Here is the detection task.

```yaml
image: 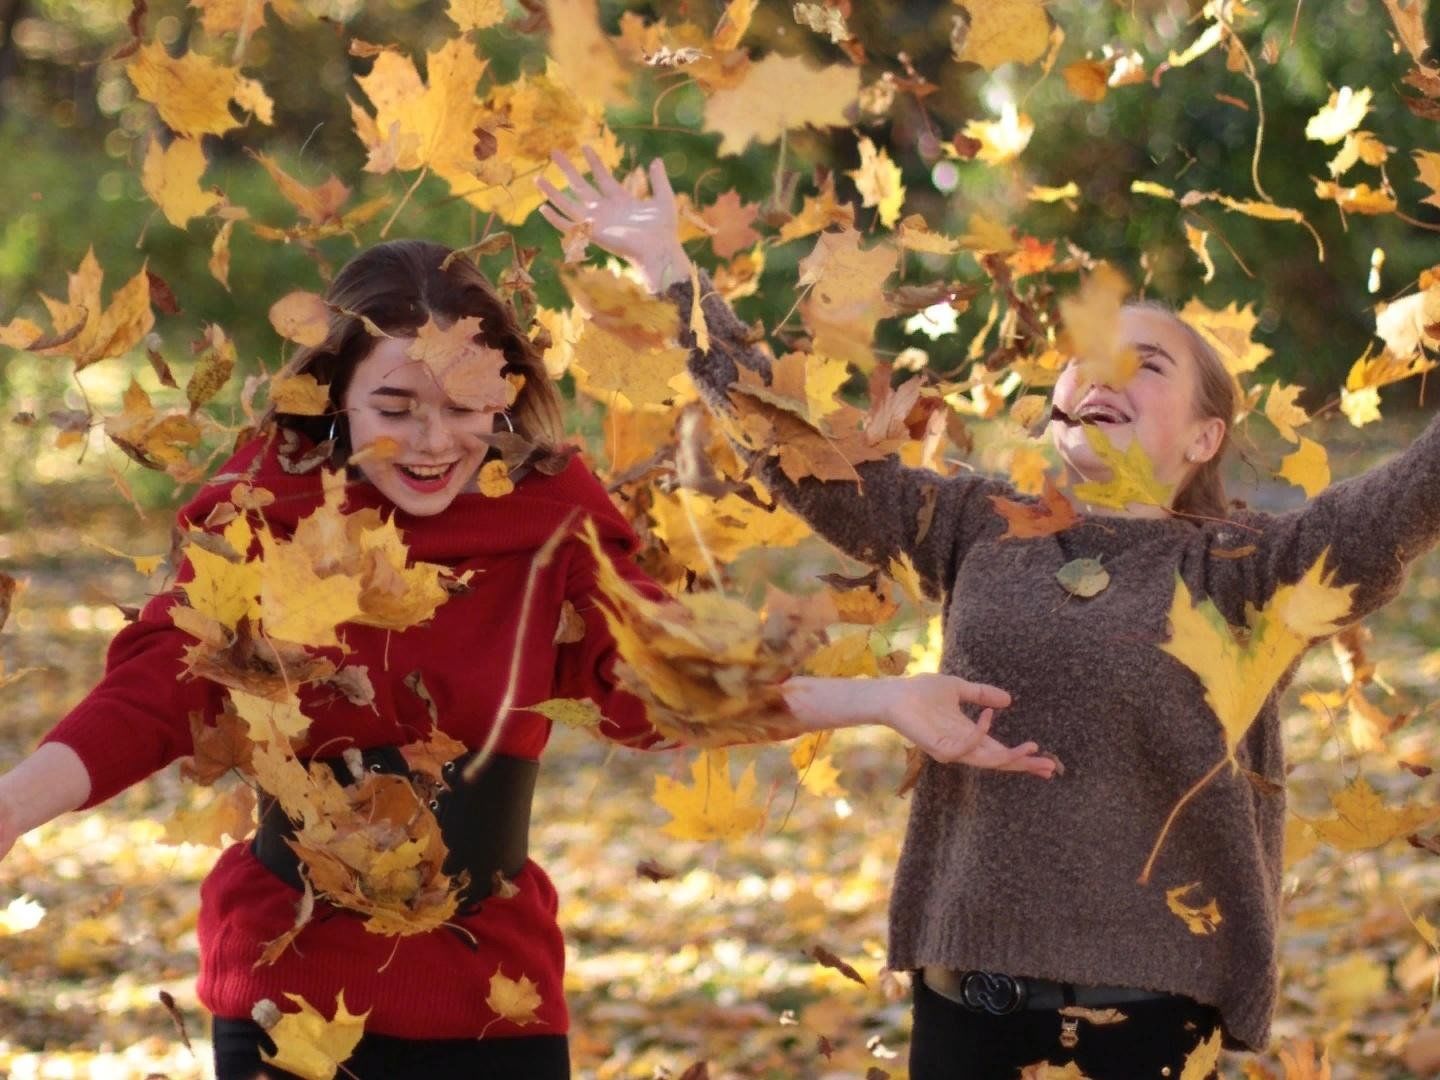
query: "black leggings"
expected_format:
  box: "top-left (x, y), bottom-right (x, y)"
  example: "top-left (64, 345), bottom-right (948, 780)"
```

top-left (212, 1017), bottom-right (571, 1080)
top-left (908, 976), bottom-right (1222, 1080)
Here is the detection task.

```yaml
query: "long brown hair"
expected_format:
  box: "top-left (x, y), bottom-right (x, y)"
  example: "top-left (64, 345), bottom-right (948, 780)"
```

top-left (271, 240), bottom-right (563, 460)
top-left (1127, 300), bottom-right (1238, 521)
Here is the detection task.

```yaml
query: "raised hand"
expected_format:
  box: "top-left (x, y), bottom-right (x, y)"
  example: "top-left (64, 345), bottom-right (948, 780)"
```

top-left (536, 147), bottom-right (691, 292)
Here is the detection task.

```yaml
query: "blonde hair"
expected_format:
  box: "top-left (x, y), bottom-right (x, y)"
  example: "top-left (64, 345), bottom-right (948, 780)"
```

top-left (270, 240), bottom-right (563, 459)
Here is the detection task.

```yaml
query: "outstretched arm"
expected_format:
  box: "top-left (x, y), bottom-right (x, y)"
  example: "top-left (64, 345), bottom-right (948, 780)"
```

top-left (1237, 413), bottom-right (1440, 623)
top-left (538, 149), bottom-right (1010, 600)
top-left (0, 743), bottom-right (90, 861)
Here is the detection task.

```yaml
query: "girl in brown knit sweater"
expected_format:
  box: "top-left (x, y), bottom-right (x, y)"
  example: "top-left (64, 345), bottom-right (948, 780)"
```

top-left (541, 149), bottom-right (1440, 1079)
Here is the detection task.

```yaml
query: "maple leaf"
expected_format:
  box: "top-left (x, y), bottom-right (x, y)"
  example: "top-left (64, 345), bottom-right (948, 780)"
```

top-left (955, 0), bottom-right (1051, 70)
top-left (161, 783), bottom-right (256, 847)
top-left (33, 248), bottom-right (154, 371)
top-left (701, 191), bottom-right (761, 260)
top-left (127, 42), bottom-right (246, 139)
top-left (1278, 436), bottom-right (1331, 498)
top-left (486, 969), bottom-right (543, 1027)
top-left (653, 750), bottom-right (764, 842)
top-left (703, 53), bottom-right (859, 156)
top-left (187, 324), bottom-right (237, 412)
top-left (407, 315), bottom-right (511, 411)
top-left (1264, 383), bottom-right (1310, 443)
top-left (1310, 778), bottom-right (1440, 851)
top-left (1305, 86), bottom-right (1373, 145)
top-left (650, 488), bottom-right (810, 576)
top-left (257, 529), bottom-right (364, 648)
top-left (447, 0), bottom-right (506, 31)
top-left (1165, 881), bottom-right (1223, 935)
top-left (1415, 150), bottom-right (1440, 210)
top-left (230, 688), bottom-right (312, 745)
top-left (848, 136), bottom-right (905, 227)
top-left (252, 153), bottom-right (351, 226)
top-left (1179, 298), bottom-right (1272, 376)
top-left (1314, 180), bottom-right (1397, 215)
top-left (141, 137), bottom-right (220, 228)
top-left (104, 379), bottom-right (204, 470)
top-left (1058, 265), bottom-right (1139, 392)
top-left (1374, 286), bottom-right (1440, 358)
top-left (547, 0), bottom-right (631, 109)
top-left (777, 175), bottom-right (855, 241)
top-left (259, 991), bottom-right (369, 1080)
top-left (1160, 550), bottom-right (1354, 763)
top-left (1070, 426), bottom-right (1174, 512)
top-left (797, 228), bottom-right (897, 372)
top-left (183, 706), bottom-right (255, 784)
top-left (790, 732), bottom-right (844, 797)
top-left (571, 325), bottom-right (689, 407)
top-left (270, 373), bottom-right (331, 416)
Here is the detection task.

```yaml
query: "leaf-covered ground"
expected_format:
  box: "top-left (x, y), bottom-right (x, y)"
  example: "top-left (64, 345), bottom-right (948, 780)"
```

top-left (1, 418), bottom-right (1439, 1080)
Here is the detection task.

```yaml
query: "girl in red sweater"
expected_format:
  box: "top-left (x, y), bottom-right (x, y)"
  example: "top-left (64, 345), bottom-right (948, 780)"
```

top-left (0, 239), bottom-right (1052, 1079)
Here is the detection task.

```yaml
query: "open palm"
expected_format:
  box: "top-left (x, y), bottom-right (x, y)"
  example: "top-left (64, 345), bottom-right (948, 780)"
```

top-left (537, 147), bottom-right (689, 290)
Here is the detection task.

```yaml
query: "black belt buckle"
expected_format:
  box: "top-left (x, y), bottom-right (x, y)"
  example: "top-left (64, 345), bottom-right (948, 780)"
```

top-left (959, 970), bottom-right (1028, 1015)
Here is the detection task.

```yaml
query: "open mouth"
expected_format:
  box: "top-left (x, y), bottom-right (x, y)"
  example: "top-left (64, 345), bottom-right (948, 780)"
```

top-left (1053, 403), bottom-right (1131, 426)
top-left (395, 461), bottom-right (458, 493)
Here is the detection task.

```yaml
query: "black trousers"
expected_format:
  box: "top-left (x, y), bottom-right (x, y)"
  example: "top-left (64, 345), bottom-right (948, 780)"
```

top-left (908, 976), bottom-right (1222, 1080)
top-left (212, 1017), bottom-right (571, 1080)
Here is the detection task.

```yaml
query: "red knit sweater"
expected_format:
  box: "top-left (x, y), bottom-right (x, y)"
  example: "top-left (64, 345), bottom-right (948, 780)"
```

top-left (41, 434), bottom-right (664, 1039)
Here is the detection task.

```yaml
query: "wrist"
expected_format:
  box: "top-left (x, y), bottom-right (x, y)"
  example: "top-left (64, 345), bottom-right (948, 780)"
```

top-left (781, 675), bottom-right (890, 733)
top-left (643, 244), bottom-right (692, 293)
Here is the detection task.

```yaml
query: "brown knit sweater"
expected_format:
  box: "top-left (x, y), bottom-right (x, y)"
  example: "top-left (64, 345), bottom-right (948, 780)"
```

top-left (667, 273), bottom-right (1440, 1051)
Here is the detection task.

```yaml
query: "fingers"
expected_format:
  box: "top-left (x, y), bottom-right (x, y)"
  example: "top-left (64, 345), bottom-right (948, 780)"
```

top-left (953, 678), bottom-right (1012, 710)
top-left (582, 145), bottom-right (626, 198)
top-left (648, 157), bottom-right (677, 204)
top-left (537, 204), bottom-right (576, 234)
top-left (550, 150), bottom-right (600, 203)
top-left (535, 177), bottom-right (587, 223)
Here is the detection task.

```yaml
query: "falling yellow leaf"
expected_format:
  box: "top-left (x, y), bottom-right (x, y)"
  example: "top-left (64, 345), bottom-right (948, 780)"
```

top-left (848, 136), bottom-right (905, 227)
top-left (888, 553), bottom-right (926, 604)
top-left (141, 137), bottom-right (220, 228)
top-left (33, 248), bottom-right (155, 371)
top-left (104, 379), bottom-right (203, 468)
top-left (1185, 223), bottom-right (1216, 283)
top-left (269, 291), bottom-right (331, 347)
top-left (477, 458), bottom-right (514, 497)
top-left (1318, 952), bottom-right (1387, 1013)
top-left (408, 315), bottom-right (511, 411)
top-left (1180, 1029), bottom-right (1223, 1080)
top-left (961, 105), bottom-right (1035, 165)
top-left (804, 631), bottom-right (879, 678)
top-left (548, 0), bottom-right (631, 108)
top-left (1179, 298), bottom-right (1272, 376)
top-left (1071, 425), bottom-right (1174, 511)
top-left (260, 991), bottom-right (369, 1080)
top-left (161, 784), bottom-right (257, 847)
top-left (1165, 882), bottom-right (1223, 935)
top-left (1311, 777), bottom-right (1440, 851)
top-left (653, 750), bottom-right (764, 841)
top-left (447, 0), bottom-right (505, 31)
top-left (1160, 551), bottom-right (1354, 760)
top-left (1415, 150), bottom-right (1440, 210)
top-left (1305, 86), bottom-right (1373, 145)
top-left (486, 969), bottom-right (543, 1026)
top-left (1278, 437), bottom-right (1330, 497)
top-left (703, 53), bottom-right (859, 155)
top-left (1063, 59), bottom-right (1110, 102)
top-left (128, 42), bottom-right (242, 139)
top-left (1059, 265), bottom-right (1139, 391)
top-left (528, 697), bottom-right (605, 731)
top-left (790, 733), bottom-right (844, 797)
top-left (257, 530), bottom-right (364, 648)
top-left (270, 374), bottom-right (331, 416)
top-left (1264, 383), bottom-right (1309, 443)
top-left (955, 0), bottom-right (1050, 70)
top-left (1314, 180), bottom-right (1397, 215)
top-left (230, 689), bottom-right (313, 744)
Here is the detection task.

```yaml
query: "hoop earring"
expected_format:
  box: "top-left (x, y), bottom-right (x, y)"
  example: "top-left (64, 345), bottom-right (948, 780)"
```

top-left (498, 412), bottom-right (514, 434)
top-left (327, 414), bottom-right (339, 443)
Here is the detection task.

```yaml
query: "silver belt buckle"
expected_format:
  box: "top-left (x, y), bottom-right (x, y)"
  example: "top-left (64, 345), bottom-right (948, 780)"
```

top-left (959, 970), bottom-right (1028, 1015)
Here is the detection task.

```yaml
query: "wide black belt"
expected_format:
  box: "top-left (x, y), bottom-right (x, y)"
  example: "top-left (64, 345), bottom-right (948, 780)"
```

top-left (251, 747), bottom-right (538, 914)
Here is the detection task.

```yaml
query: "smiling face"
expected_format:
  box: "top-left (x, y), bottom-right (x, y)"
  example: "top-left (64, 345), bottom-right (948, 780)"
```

top-left (1049, 306), bottom-right (1227, 506)
top-left (342, 335), bottom-right (499, 516)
